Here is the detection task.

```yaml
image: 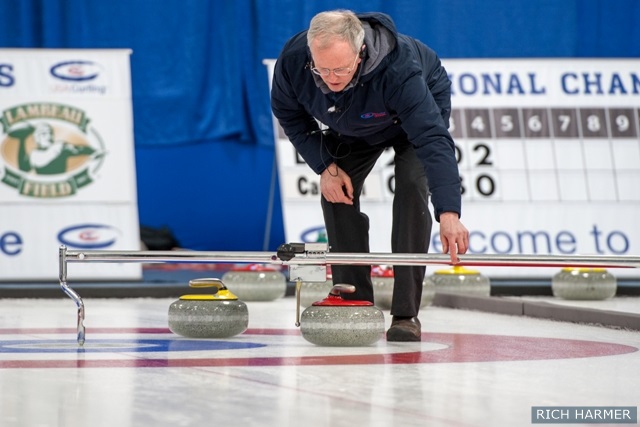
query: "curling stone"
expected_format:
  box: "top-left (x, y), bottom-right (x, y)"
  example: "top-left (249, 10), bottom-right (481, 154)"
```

top-left (552, 268), bottom-right (617, 300)
top-left (221, 264), bottom-right (286, 301)
top-left (425, 266), bottom-right (491, 296)
top-left (421, 276), bottom-right (436, 307)
top-left (168, 278), bottom-right (248, 338)
top-left (299, 266), bottom-right (334, 308)
top-left (300, 284), bottom-right (385, 347)
top-left (371, 265), bottom-right (394, 310)
top-left (371, 265), bottom-right (436, 310)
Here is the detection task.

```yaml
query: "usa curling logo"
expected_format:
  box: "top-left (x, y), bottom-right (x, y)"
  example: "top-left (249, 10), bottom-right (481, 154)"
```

top-left (0, 102), bottom-right (105, 198)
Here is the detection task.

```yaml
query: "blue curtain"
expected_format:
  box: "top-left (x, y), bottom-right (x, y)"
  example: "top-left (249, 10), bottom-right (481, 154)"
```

top-left (1, 0), bottom-right (256, 146)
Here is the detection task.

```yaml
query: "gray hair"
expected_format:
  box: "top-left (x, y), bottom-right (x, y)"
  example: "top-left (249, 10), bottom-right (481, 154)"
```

top-left (307, 10), bottom-right (365, 54)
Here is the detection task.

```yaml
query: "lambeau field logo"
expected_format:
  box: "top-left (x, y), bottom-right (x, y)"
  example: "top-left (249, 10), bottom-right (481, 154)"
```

top-left (0, 102), bottom-right (105, 198)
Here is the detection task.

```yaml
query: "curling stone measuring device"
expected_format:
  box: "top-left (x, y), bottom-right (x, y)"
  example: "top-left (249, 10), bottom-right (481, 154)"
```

top-left (58, 243), bottom-right (640, 346)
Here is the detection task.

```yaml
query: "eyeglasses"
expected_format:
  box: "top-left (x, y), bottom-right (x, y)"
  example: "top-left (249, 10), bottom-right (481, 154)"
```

top-left (310, 54), bottom-right (359, 77)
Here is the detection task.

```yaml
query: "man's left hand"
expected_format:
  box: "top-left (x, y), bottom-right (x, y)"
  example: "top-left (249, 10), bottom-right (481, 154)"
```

top-left (439, 212), bottom-right (469, 264)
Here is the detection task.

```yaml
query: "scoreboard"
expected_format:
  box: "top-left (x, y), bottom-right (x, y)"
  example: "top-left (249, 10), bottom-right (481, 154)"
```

top-left (452, 106), bottom-right (639, 203)
top-left (266, 59), bottom-right (640, 278)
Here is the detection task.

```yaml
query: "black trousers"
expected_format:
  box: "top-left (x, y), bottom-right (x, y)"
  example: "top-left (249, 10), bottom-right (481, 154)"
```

top-left (321, 137), bottom-right (432, 317)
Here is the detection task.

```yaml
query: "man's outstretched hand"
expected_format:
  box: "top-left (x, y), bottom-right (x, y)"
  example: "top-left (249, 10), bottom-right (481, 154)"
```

top-left (439, 212), bottom-right (469, 264)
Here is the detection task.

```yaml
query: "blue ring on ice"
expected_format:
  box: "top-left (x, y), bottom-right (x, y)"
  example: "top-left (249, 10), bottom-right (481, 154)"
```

top-left (0, 339), bottom-right (265, 353)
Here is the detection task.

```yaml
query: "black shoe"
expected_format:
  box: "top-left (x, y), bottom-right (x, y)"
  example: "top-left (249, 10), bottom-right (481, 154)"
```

top-left (386, 316), bottom-right (422, 342)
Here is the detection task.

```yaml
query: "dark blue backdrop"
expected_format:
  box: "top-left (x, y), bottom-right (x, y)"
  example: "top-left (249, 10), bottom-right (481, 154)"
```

top-left (1, 0), bottom-right (639, 250)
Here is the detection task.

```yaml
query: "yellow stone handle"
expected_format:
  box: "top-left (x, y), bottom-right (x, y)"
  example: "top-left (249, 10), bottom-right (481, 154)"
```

top-left (188, 278), bottom-right (226, 290)
top-left (183, 277), bottom-right (240, 300)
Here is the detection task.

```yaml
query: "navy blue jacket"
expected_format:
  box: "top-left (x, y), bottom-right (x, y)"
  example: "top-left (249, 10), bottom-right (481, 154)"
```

top-left (271, 12), bottom-right (461, 220)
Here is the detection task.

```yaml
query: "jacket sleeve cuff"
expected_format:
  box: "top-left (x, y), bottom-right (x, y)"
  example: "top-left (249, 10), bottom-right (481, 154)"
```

top-left (434, 206), bottom-right (461, 222)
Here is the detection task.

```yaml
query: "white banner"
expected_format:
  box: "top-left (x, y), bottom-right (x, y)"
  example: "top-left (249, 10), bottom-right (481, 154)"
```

top-left (265, 58), bottom-right (640, 279)
top-left (0, 49), bottom-right (141, 280)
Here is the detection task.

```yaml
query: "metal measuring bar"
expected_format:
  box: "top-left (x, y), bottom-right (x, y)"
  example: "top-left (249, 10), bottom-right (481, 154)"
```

top-left (59, 243), bottom-right (640, 346)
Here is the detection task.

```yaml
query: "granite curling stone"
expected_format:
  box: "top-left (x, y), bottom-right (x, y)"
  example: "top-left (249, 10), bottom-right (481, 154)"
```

top-left (371, 265), bottom-right (394, 309)
top-left (168, 278), bottom-right (248, 338)
top-left (552, 268), bottom-right (617, 300)
top-left (221, 264), bottom-right (287, 301)
top-left (300, 284), bottom-right (385, 347)
top-left (425, 265), bottom-right (491, 296)
top-left (371, 265), bottom-right (436, 310)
